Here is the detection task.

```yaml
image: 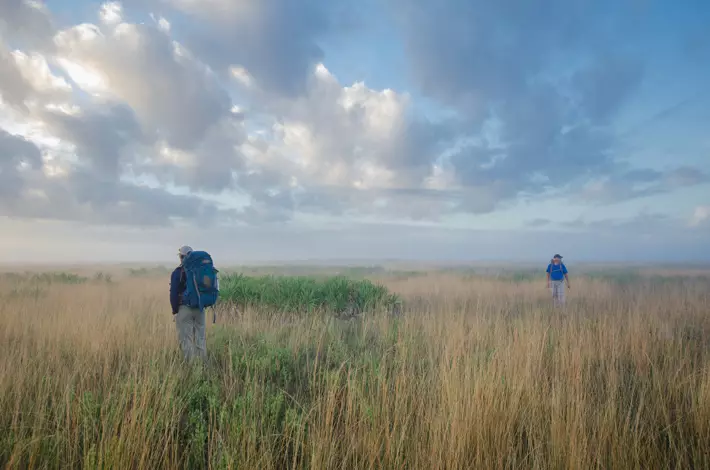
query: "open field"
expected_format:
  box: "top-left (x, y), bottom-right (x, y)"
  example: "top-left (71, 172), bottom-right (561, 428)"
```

top-left (1, 266), bottom-right (709, 469)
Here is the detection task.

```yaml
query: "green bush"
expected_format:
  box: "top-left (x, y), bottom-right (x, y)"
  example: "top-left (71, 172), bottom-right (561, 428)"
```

top-left (218, 274), bottom-right (400, 314)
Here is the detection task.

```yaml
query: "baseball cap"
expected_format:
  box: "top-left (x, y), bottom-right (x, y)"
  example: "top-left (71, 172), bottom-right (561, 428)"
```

top-left (178, 245), bottom-right (193, 257)
top-left (553, 254), bottom-right (563, 259)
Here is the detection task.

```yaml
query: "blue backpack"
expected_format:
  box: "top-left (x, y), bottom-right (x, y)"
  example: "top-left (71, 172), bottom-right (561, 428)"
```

top-left (182, 250), bottom-right (219, 311)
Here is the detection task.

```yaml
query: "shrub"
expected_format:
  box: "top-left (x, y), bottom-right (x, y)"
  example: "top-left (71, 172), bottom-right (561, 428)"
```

top-left (218, 274), bottom-right (400, 314)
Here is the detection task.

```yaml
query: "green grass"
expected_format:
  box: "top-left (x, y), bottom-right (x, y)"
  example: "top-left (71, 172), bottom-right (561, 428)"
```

top-left (218, 274), bottom-right (401, 314)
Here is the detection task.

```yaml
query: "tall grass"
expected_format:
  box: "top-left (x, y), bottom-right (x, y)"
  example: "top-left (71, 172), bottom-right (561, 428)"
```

top-left (0, 270), bottom-right (708, 468)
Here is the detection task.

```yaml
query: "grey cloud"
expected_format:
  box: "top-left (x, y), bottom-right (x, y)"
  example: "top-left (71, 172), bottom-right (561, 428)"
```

top-left (563, 212), bottom-right (672, 233)
top-left (665, 166), bottom-right (708, 186)
top-left (0, 163), bottom-right (235, 227)
top-left (391, 0), bottom-right (591, 105)
top-left (139, 0), bottom-right (344, 97)
top-left (0, 128), bottom-right (41, 167)
top-left (0, 0), bottom-right (55, 49)
top-left (0, 127), bottom-right (42, 196)
top-left (526, 218), bottom-right (551, 227)
top-left (294, 186), bottom-right (459, 221)
top-left (39, 104), bottom-right (147, 177)
top-left (132, 115), bottom-right (246, 193)
top-left (579, 167), bottom-right (708, 204)
top-left (1, 116), bottom-right (234, 227)
top-left (67, 169), bottom-right (230, 226)
top-left (0, 42), bottom-right (33, 110)
top-left (390, 0), bottom-right (654, 212)
top-left (573, 54), bottom-right (644, 123)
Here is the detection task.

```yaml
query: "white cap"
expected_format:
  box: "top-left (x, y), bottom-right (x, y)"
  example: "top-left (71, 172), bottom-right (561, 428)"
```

top-left (178, 245), bottom-right (193, 256)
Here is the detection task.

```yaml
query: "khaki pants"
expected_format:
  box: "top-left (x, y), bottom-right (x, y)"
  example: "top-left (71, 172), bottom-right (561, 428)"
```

top-left (551, 280), bottom-right (566, 307)
top-left (175, 304), bottom-right (206, 360)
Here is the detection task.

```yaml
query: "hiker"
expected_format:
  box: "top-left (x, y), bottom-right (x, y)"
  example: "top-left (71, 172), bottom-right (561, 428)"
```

top-left (546, 254), bottom-right (570, 307)
top-left (170, 245), bottom-right (206, 360)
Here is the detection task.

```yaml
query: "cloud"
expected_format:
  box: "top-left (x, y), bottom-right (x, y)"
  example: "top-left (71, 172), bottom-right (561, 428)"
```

top-left (231, 64), bottom-right (458, 220)
top-left (387, 0), bottom-right (674, 211)
top-left (0, 43), bottom-right (34, 110)
top-left (572, 54), bottom-right (645, 123)
top-left (53, 19), bottom-right (231, 149)
top-left (0, 0), bottom-right (55, 49)
top-left (578, 167), bottom-right (708, 204)
top-left (133, 0), bottom-right (345, 97)
top-left (564, 212), bottom-right (672, 232)
top-left (38, 103), bottom-right (147, 177)
top-left (526, 218), bottom-right (551, 228)
top-left (0, 40), bottom-right (71, 112)
top-left (690, 206), bottom-right (710, 227)
top-left (0, 121), bottom-right (235, 226)
top-left (0, 128), bottom-right (43, 197)
top-left (0, 0), bottom-right (707, 241)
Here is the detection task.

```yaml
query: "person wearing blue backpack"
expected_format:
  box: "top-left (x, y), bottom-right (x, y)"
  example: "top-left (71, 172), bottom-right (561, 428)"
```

top-left (170, 245), bottom-right (219, 360)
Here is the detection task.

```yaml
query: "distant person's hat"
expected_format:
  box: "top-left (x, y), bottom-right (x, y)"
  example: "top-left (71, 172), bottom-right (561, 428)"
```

top-left (553, 254), bottom-right (563, 259)
top-left (178, 245), bottom-right (193, 257)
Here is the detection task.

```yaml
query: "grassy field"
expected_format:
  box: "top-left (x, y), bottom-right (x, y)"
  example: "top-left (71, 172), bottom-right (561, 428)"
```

top-left (0, 267), bottom-right (709, 469)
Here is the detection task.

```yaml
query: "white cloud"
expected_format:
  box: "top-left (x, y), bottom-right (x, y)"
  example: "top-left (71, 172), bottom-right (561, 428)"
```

top-left (229, 66), bottom-right (253, 87)
top-left (690, 206), bottom-right (710, 227)
top-left (11, 50), bottom-right (71, 96)
top-left (53, 18), bottom-right (230, 149)
top-left (99, 2), bottom-right (123, 25)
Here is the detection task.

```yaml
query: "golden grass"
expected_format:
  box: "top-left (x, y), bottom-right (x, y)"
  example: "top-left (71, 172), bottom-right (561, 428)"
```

top-left (0, 271), bottom-right (709, 469)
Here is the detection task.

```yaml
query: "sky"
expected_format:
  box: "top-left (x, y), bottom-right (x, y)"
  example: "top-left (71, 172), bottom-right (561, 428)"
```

top-left (1, 0), bottom-right (709, 264)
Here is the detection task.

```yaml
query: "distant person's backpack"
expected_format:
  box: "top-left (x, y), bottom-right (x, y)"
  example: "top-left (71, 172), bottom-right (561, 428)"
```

top-left (182, 250), bottom-right (219, 311)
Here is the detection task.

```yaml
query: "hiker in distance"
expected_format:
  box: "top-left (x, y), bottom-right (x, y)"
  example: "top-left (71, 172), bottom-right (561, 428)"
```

top-left (546, 254), bottom-right (570, 307)
top-left (170, 245), bottom-right (220, 361)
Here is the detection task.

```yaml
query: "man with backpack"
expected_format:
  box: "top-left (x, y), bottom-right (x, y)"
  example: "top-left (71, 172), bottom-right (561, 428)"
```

top-left (546, 254), bottom-right (570, 307)
top-left (170, 245), bottom-right (219, 361)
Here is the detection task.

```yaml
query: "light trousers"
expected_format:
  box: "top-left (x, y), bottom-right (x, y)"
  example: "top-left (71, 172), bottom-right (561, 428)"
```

top-left (175, 304), bottom-right (206, 360)
top-left (551, 280), bottom-right (566, 307)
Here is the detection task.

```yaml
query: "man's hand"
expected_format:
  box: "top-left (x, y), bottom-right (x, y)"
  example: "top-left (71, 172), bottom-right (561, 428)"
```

top-left (567, 283), bottom-right (571, 290)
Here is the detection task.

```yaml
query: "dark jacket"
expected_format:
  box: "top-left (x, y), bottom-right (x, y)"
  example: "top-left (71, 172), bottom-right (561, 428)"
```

top-left (170, 266), bottom-right (186, 314)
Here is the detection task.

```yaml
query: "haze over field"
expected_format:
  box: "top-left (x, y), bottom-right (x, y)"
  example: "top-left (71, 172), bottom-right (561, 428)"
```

top-left (1, 0), bottom-right (710, 263)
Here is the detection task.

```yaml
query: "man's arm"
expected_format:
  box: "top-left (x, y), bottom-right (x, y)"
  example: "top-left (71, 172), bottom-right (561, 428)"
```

top-left (170, 268), bottom-right (181, 314)
top-left (564, 273), bottom-right (570, 288)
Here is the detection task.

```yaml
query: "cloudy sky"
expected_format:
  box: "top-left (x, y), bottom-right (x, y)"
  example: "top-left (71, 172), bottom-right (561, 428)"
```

top-left (1, 0), bottom-right (709, 264)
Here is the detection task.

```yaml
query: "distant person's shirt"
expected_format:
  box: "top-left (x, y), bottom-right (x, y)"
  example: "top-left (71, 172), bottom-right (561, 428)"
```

top-left (547, 263), bottom-right (568, 281)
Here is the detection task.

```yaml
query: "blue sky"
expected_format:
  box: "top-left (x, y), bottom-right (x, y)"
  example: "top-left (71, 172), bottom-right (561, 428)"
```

top-left (1, 0), bottom-right (709, 263)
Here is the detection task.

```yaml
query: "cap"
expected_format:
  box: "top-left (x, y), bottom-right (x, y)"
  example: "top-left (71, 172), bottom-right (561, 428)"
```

top-left (553, 254), bottom-right (563, 259)
top-left (178, 245), bottom-right (193, 257)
